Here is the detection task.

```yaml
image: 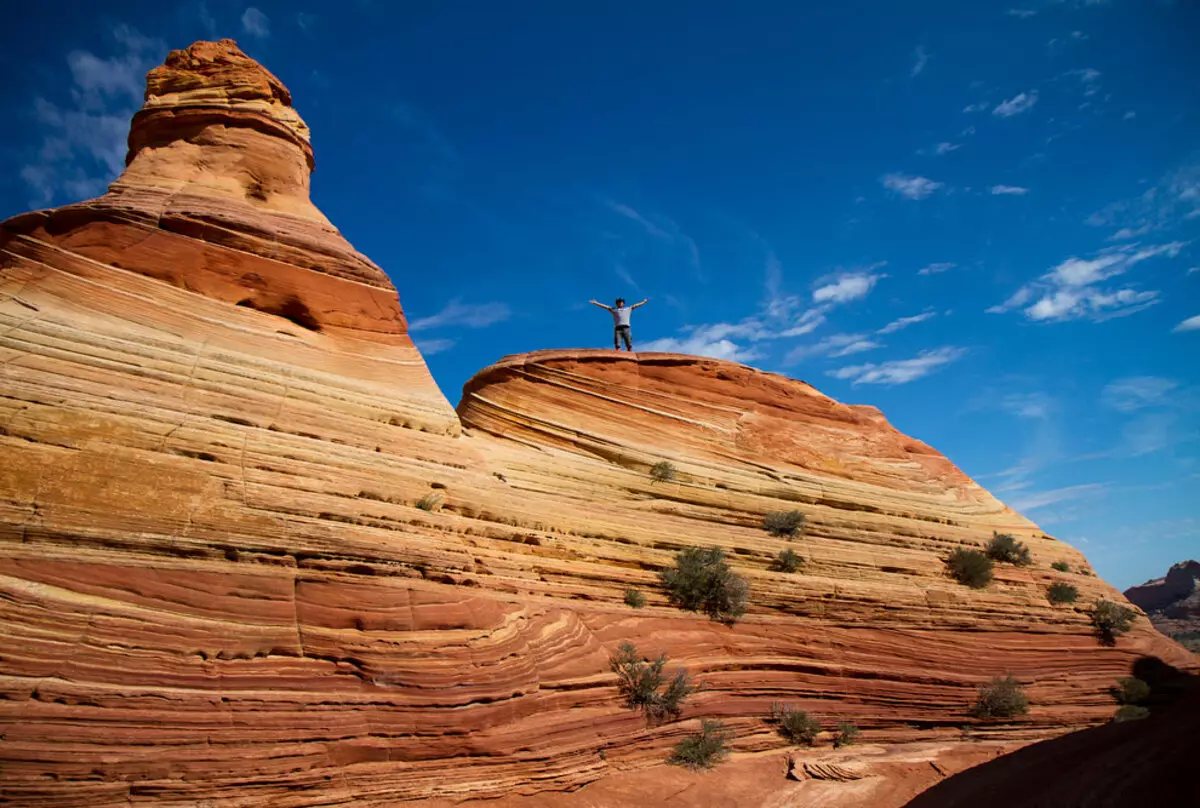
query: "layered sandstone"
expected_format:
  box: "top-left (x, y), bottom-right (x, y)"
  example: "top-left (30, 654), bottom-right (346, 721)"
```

top-left (1125, 561), bottom-right (1200, 650)
top-left (1, 40), bottom-right (1193, 808)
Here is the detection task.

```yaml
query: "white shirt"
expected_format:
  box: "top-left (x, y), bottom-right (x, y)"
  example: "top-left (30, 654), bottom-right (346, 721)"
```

top-left (611, 306), bottom-right (633, 327)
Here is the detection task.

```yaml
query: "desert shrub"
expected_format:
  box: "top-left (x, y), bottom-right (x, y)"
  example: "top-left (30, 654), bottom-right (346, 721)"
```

top-left (1047, 581), bottom-right (1079, 604)
top-left (771, 703), bottom-right (821, 745)
top-left (833, 720), bottom-right (860, 748)
top-left (659, 546), bottom-right (749, 624)
top-left (650, 461), bottom-right (677, 483)
top-left (985, 532), bottom-right (1032, 566)
top-left (668, 719), bottom-right (729, 769)
top-left (1091, 599), bottom-right (1137, 644)
top-left (769, 549), bottom-right (805, 573)
top-left (1051, 560), bottom-right (1071, 573)
top-left (764, 510), bottom-right (806, 537)
top-left (970, 676), bottom-right (1029, 719)
top-left (414, 492), bottom-right (444, 512)
top-left (624, 588), bottom-right (647, 609)
top-left (946, 548), bottom-right (994, 589)
top-left (1113, 704), bottom-right (1150, 722)
top-left (609, 641), bottom-right (694, 723)
top-left (1112, 677), bottom-right (1150, 705)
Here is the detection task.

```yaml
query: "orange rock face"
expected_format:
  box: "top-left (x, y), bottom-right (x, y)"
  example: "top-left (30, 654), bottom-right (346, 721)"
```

top-left (1, 40), bottom-right (1194, 807)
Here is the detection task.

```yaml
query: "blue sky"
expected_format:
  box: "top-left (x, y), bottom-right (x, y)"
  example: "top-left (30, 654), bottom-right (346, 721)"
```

top-left (2, 0), bottom-right (1197, 589)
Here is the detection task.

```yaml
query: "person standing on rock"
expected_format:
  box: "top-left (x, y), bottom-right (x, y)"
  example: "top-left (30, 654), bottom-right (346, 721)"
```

top-left (589, 297), bottom-right (648, 351)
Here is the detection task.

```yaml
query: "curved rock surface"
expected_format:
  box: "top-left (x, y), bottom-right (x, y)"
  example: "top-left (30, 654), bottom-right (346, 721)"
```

top-left (1, 40), bottom-right (1194, 807)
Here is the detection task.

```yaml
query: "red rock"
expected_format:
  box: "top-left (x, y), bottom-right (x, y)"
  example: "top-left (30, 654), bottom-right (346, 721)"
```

top-left (1, 40), bottom-right (1194, 808)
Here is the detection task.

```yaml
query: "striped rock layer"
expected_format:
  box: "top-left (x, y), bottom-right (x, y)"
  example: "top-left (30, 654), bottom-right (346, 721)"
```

top-left (0, 39), bottom-right (1192, 808)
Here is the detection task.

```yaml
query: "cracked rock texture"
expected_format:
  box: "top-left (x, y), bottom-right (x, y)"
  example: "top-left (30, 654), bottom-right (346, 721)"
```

top-left (1, 39), bottom-right (1194, 807)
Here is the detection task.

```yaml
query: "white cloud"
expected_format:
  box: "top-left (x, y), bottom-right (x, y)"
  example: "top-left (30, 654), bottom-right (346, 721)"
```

top-left (881, 173), bottom-right (944, 200)
top-left (785, 333), bottom-right (880, 364)
top-left (1102, 377), bottom-right (1179, 412)
top-left (989, 242), bottom-right (1186, 322)
top-left (241, 7), bottom-right (271, 38)
top-left (1007, 8), bottom-right (1037, 18)
top-left (414, 337), bottom-right (455, 356)
top-left (918, 262), bottom-right (956, 276)
top-left (828, 346), bottom-right (966, 385)
top-left (641, 326), bottom-right (763, 362)
top-left (963, 102), bottom-right (990, 113)
top-left (19, 26), bottom-right (163, 207)
top-left (603, 198), bottom-right (702, 279)
top-left (408, 299), bottom-right (511, 331)
top-left (935, 142), bottom-right (961, 155)
top-left (991, 185), bottom-right (1030, 195)
top-left (812, 269), bottom-right (885, 303)
top-left (910, 46), bottom-right (930, 78)
top-left (993, 90), bottom-right (1039, 117)
top-left (1174, 314), bottom-right (1200, 333)
top-left (877, 311), bottom-right (935, 334)
top-left (1009, 483), bottom-right (1107, 512)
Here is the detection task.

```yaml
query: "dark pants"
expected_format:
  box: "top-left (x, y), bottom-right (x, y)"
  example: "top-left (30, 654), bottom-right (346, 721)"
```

top-left (614, 325), bottom-right (632, 350)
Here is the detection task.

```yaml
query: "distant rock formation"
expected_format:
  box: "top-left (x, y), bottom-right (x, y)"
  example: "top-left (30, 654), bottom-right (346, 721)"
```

top-left (1, 39), bottom-right (1195, 808)
top-left (1125, 561), bottom-right (1200, 651)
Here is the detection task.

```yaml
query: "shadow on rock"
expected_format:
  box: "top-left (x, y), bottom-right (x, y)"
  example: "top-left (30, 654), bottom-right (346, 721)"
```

top-left (905, 656), bottom-right (1198, 808)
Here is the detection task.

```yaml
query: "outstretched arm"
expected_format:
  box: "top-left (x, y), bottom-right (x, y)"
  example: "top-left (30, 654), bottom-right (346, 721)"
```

top-left (631, 298), bottom-right (650, 309)
top-left (588, 300), bottom-right (613, 311)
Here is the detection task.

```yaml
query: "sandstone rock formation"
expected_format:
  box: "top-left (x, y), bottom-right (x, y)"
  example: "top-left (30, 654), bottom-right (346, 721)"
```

top-left (1, 39), bottom-right (1194, 807)
top-left (1125, 560), bottom-right (1200, 652)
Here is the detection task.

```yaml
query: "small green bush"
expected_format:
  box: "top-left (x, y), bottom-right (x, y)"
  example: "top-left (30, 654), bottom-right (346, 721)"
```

top-left (769, 549), bottom-right (805, 573)
top-left (1091, 599), bottom-right (1137, 644)
top-left (668, 719), bottom-right (729, 769)
top-left (1047, 581), bottom-right (1079, 604)
top-left (946, 548), bottom-right (994, 588)
top-left (1051, 561), bottom-right (1071, 573)
top-left (624, 588), bottom-right (647, 609)
top-left (771, 703), bottom-right (821, 745)
top-left (650, 461), bottom-right (677, 483)
top-left (986, 532), bottom-right (1032, 566)
top-left (659, 546), bottom-right (749, 624)
top-left (609, 641), bottom-right (694, 724)
top-left (833, 720), bottom-right (860, 748)
top-left (1112, 704), bottom-right (1150, 723)
top-left (970, 676), bottom-right (1029, 719)
top-left (1111, 677), bottom-right (1150, 705)
top-left (763, 510), bottom-right (806, 537)
top-left (414, 492), bottom-right (444, 512)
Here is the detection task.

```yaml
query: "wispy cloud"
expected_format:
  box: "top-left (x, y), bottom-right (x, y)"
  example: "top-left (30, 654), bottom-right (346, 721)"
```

top-left (998, 392), bottom-right (1055, 419)
top-left (918, 262), bottom-right (957, 276)
top-left (828, 346), bottom-right (966, 385)
top-left (1009, 483), bottom-right (1107, 512)
top-left (991, 184), bottom-right (1030, 196)
top-left (1007, 8), bottom-right (1037, 17)
top-left (881, 173), bottom-right (944, 200)
top-left (414, 337), bottom-right (455, 356)
top-left (1123, 110), bottom-right (1136, 120)
top-left (876, 311), bottom-right (936, 334)
top-left (993, 90), bottom-right (1039, 117)
top-left (963, 102), bottom-right (990, 113)
top-left (408, 299), bottom-right (511, 331)
top-left (1173, 314), bottom-right (1200, 333)
top-left (19, 26), bottom-right (163, 207)
top-left (785, 333), bottom-right (881, 364)
top-left (812, 267), bottom-right (886, 303)
top-left (934, 142), bottom-right (961, 155)
top-left (1086, 159), bottom-right (1200, 238)
top-left (910, 46), bottom-right (930, 78)
top-left (1102, 377), bottom-right (1178, 412)
top-left (602, 198), bottom-right (703, 280)
top-left (1066, 68), bottom-right (1102, 97)
top-left (241, 7), bottom-right (270, 37)
top-left (988, 242), bottom-right (1186, 322)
